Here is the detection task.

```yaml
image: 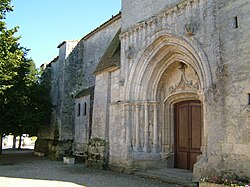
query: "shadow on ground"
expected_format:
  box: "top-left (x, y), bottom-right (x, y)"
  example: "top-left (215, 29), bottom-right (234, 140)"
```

top-left (0, 149), bottom-right (83, 187)
top-left (0, 149), bottom-right (176, 187)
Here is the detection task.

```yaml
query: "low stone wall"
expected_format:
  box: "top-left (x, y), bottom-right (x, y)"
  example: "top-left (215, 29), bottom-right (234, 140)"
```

top-left (35, 137), bottom-right (108, 165)
top-left (35, 138), bottom-right (73, 160)
top-left (48, 140), bottom-right (73, 160)
top-left (34, 138), bottom-right (51, 156)
top-left (86, 138), bottom-right (106, 169)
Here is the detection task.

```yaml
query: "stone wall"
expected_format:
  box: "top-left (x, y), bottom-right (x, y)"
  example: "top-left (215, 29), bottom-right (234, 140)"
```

top-left (105, 0), bottom-right (250, 180)
top-left (37, 0), bottom-right (249, 181)
top-left (74, 95), bottom-right (91, 153)
top-left (86, 138), bottom-right (106, 168)
top-left (37, 16), bottom-right (121, 159)
top-left (92, 72), bottom-right (111, 140)
top-left (35, 58), bottom-right (58, 155)
top-left (111, 0), bottom-right (219, 171)
top-left (56, 40), bottom-right (80, 142)
top-left (121, 0), bottom-right (182, 30)
top-left (202, 0), bottom-right (250, 179)
top-left (57, 18), bottom-right (120, 156)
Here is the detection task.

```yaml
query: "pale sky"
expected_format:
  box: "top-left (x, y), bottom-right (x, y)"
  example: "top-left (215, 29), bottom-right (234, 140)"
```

top-left (6, 0), bottom-right (121, 67)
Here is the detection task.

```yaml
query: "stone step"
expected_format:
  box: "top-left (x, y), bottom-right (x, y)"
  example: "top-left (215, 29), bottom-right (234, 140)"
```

top-left (135, 169), bottom-right (198, 187)
top-left (147, 169), bottom-right (193, 180)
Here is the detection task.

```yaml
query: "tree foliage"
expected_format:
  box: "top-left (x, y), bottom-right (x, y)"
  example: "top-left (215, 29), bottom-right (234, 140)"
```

top-left (1, 61), bottom-right (52, 136)
top-left (0, 0), bottom-right (52, 152)
top-left (0, 0), bottom-right (24, 93)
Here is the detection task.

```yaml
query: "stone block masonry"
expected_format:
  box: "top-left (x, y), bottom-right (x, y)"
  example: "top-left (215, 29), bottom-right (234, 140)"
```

top-left (38, 0), bottom-right (250, 181)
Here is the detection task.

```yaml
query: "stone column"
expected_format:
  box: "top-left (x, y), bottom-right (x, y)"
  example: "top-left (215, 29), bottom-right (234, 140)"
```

top-left (165, 105), bottom-right (171, 151)
top-left (125, 104), bottom-right (132, 150)
top-left (143, 103), bottom-right (149, 152)
top-left (153, 103), bottom-right (158, 152)
top-left (135, 104), bottom-right (140, 151)
top-left (170, 105), bottom-right (174, 152)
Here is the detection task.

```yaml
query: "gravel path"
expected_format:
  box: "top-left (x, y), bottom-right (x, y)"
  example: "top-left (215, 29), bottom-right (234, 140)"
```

top-left (0, 149), bottom-right (179, 187)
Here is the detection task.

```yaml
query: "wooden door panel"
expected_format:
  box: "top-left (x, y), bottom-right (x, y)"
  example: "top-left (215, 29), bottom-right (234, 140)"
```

top-left (175, 100), bottom-right (202, 171)
top-left (176, 152), bottom-right (188, 170)
top-left (178, 106), bottom-right (189, 150)
top-left (190, 104), bottom-right (201, 150)
top-left (175, 102), bottom-right (189, 169)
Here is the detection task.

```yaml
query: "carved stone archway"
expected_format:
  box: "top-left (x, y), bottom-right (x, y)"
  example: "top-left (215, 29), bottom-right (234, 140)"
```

top-left (157, 62), bottom-right (205, 169)
top-left (124, 31), bottom-right (213, 102)
top-left (122, 33), bottom-right (211, 173)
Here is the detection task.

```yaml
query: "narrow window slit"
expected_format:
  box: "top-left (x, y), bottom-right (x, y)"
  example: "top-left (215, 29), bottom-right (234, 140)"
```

top-left (248, 94), bottom-right (250, 105)
top-left (77, 103), bottom-right (81, 116)
top-left (83, 102), bottom-right (87, 116)
top-left (234, 16), bottom-right (238, 28)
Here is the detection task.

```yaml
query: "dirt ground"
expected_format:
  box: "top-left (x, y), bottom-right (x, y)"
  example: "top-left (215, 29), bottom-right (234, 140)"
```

top-left (0, 149), bottom-right (178, 187)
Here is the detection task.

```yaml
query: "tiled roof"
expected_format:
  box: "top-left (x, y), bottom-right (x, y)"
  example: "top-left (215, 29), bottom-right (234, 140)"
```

top-left (75, 86), bottom-right (95, 98)
top-left (94, 29), bottom-right (121, 74)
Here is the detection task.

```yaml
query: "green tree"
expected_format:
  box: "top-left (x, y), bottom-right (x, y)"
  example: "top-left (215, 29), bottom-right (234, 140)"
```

top-left (0, 0), bottom-right (24, 94)
top-left (0, 0), bottom-right (52, 153)
top-left (1, 59), bottom-right (37, 148)
top-left (1, 59), bottom-right (52, 150)
top-left (0, 0), bottom-right (18, 153)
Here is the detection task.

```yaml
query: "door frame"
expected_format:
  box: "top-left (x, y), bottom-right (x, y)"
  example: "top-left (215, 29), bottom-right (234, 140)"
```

top-left (162, 92), bottom-right (204, 171)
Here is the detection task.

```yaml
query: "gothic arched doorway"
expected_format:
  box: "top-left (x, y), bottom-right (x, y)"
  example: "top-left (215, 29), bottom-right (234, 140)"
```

top-left (122, 33), bottom-right (211, 173)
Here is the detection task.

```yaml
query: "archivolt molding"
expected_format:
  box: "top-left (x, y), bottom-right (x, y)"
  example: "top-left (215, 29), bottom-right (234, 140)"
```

top-left (141, 54), bottom-right (202, 101)
top-left (119, 0), bottom-right (206, 88)
top-left (124, 31), bottom-right (212, 101)
top-left (164, 92), bottom-right (201, 107)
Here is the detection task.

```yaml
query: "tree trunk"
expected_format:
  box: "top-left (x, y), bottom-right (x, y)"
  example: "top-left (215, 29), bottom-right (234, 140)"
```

top-left (12, 135), bottom-right (16, 149)
top-left (18, 135), bottom-right (22, 149)
top-left (0, 134), bottom-right (3, 155)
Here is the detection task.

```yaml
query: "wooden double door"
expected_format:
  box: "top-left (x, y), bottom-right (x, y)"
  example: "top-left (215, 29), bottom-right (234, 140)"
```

top-left (174, 100), bottom-right (202, 171)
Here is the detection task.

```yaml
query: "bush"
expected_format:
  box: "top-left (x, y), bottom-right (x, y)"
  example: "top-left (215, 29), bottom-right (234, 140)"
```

top-left (201, 176), bottom-right (249, 187)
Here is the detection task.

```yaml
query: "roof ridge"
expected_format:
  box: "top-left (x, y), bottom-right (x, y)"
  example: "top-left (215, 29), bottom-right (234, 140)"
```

top-left (82, 12), bottom-right (121, 41)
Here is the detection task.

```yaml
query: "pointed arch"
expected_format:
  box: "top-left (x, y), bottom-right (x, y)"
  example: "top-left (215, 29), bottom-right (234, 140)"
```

top-left (124, 31), bottom-right (212, 101)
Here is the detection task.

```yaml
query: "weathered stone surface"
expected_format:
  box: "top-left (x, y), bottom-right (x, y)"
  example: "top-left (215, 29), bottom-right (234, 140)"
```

top-left (39, 0), bottom-right (250, 182)
top-left (36, 15), bottom-right (121, 159)
top-left (121, 0), bottom-right (183, 30)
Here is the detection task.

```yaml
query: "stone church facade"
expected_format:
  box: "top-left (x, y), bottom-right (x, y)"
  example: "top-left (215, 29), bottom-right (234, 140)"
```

top-left (36, 0), bottom-right (250, 181)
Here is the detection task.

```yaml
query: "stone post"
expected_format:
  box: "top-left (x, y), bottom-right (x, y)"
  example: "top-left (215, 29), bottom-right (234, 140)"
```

top-left (143, 103), bottom-right (149, 152)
